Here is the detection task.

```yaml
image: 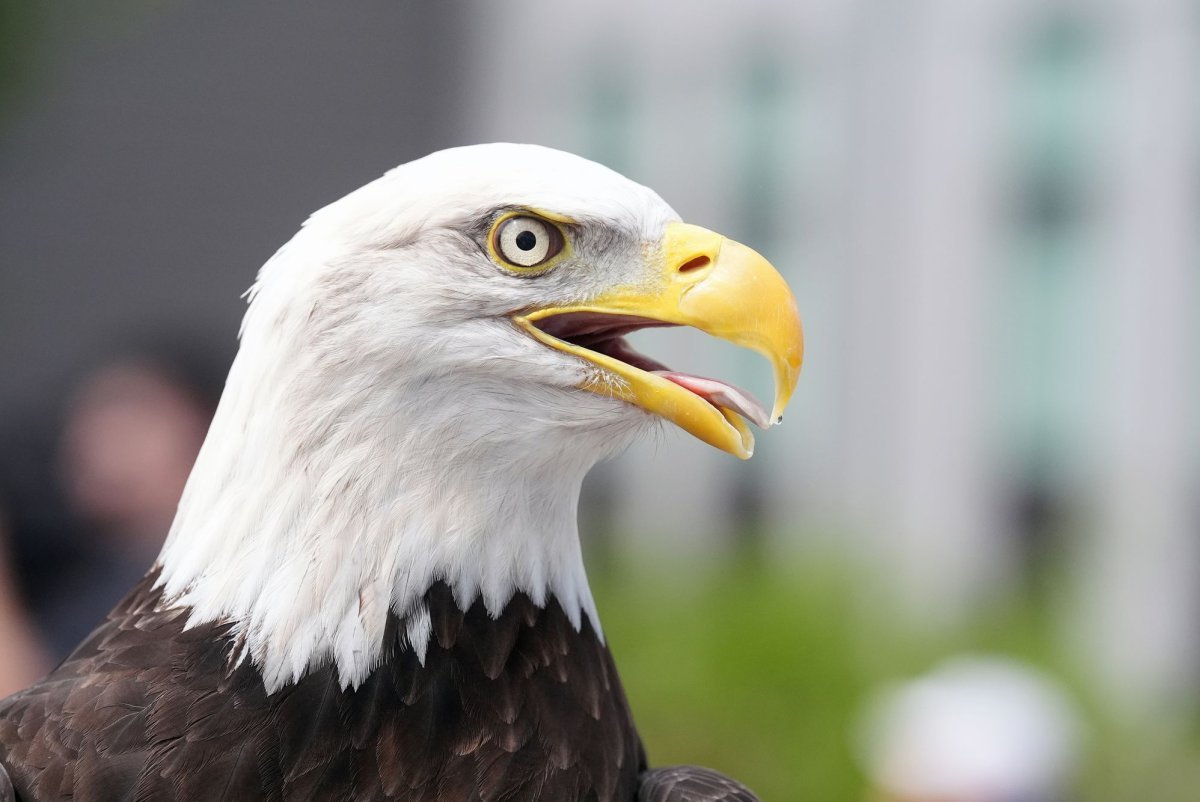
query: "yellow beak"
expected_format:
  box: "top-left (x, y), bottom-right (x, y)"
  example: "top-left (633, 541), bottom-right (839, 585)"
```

top-left (514, 221), bottom-right (803, 458)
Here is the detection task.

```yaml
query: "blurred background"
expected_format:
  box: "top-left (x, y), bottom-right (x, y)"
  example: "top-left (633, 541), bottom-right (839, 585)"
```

top-left (1, 1), bottom-right (1197, 799)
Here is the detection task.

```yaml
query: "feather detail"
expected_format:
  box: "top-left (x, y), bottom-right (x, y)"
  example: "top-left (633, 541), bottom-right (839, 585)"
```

top-left (638, 766), bottom-right (760, 802)
top-left (0, 760), bottom-right (13, 802)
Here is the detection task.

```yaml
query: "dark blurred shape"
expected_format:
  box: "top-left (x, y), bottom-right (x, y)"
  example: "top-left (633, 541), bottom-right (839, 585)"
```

top-left (30, 347), bottom-right (217, 657)
top-left (1005, 457), bottom-right (1073, 606)
top-left (60, 357), bottom-right (211, 548)
top-left (0, 503), bottom-right (49, 696)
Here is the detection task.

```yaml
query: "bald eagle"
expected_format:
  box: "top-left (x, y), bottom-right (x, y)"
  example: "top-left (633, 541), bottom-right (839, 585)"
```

top-left (0, 144), bottom-right (802, 801)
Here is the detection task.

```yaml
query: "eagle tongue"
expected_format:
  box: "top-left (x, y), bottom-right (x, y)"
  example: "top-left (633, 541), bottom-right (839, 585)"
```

top-left (653, 371), bottom-right (774, 430)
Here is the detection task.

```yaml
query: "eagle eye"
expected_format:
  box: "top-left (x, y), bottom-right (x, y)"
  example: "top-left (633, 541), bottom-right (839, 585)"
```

top-left (490, 214), bottom-right (566, 272)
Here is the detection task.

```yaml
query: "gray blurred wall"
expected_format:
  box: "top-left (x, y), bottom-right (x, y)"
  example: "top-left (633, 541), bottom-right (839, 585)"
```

top-left (0, 1), bottom-right (469, 424)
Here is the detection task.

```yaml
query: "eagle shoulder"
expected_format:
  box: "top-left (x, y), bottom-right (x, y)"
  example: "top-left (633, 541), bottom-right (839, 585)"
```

top-left (0, 572), bottom-right (647, 801)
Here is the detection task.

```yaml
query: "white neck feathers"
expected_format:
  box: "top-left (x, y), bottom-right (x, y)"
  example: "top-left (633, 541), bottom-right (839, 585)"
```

top-left (154, 234), bottom-right (630, 692)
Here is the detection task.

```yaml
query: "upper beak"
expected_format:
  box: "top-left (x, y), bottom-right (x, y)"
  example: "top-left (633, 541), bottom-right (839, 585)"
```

top-left (514, 221), bottom-right (804, 458)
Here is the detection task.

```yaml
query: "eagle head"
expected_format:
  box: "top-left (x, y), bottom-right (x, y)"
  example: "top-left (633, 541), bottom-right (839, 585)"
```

top-left (156, 144), bottom-right (803, 690)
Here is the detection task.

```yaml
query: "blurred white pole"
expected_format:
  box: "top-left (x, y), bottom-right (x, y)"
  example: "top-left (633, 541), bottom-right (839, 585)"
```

top-left (758, 3), bottom-right (858, 554)
top-left (838, 0), bottom-right (1010, 624)
top-left (1074, 0), bottom-right (1200, 718)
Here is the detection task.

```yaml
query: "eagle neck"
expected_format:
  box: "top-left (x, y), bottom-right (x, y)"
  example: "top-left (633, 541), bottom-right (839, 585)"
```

top-left (154, 324), bottom-right (608, 693)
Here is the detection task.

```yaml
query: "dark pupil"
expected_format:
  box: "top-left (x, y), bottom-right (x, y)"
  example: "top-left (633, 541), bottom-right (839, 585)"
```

top-left (515, 230), bottom-right (537, 251)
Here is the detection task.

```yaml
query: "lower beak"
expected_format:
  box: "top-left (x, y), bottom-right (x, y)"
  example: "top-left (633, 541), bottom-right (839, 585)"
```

top-left (514, 221), bottom-right (803, 459)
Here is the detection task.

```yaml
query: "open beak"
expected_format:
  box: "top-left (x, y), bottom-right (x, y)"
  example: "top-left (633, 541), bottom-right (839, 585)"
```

top-left (513, 221), bottom-right (803, 458)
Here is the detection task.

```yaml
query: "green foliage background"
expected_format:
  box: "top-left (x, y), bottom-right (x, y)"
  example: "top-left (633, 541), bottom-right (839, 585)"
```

top-left (592, 555), bottom-right (1200, 801)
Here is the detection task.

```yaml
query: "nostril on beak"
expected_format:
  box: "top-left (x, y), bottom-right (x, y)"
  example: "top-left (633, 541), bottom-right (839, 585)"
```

top-left (677, 255), bottom-right (711, 274)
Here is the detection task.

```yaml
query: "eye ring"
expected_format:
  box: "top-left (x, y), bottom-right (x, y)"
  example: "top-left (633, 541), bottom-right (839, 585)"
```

top-left (489, 213), bottom-right (567, 272)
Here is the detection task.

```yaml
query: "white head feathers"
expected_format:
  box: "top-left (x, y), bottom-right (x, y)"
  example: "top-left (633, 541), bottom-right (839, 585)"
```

top-left (155, 144), bottom-right (679, 691)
